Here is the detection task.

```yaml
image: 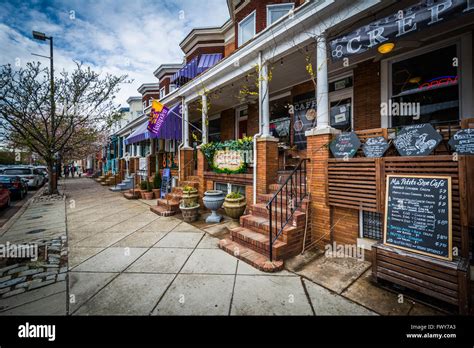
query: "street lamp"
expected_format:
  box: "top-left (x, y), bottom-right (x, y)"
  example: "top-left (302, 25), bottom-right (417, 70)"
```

top-left (32, 30), bottom-right (57, 191)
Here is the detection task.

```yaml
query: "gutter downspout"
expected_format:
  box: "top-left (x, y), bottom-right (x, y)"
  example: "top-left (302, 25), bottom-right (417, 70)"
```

top-left (253, 51), bottom-right (263, 205)
top-left (178, 97), bottom-right (184, 183)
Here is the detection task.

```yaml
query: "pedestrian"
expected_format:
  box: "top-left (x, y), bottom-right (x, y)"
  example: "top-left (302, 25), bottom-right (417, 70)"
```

top-left (64, 165), bottom-right (68, 179)
top-left (71, 165), bottom-right (75, 178)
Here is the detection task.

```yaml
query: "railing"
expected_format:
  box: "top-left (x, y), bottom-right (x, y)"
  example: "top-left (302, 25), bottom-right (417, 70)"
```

top-left (266, 159), bottom-right (309, 261)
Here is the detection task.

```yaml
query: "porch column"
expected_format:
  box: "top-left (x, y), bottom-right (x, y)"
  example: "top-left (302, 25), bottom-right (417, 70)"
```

top-left (201, 94), bottom-right (208, 144)
top-left (316, 33), bottom-right (330, 130)
top-left (183, 99), bottom-right (191, 149)
top-left (260, 60), bottom-right (270, 137)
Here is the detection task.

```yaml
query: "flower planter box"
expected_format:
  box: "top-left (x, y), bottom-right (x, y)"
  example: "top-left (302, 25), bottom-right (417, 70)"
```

top-left (152, 189), bottom-right (161, 199)
top-left (143, 191), bottom-right (154, 200)
top-left (180, 204), bottom-right (200, 223)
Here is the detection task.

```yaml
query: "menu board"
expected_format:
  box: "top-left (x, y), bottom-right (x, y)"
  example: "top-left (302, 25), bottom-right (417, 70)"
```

top-left (329, 132), bottom-right (361, 159)
top-left (393, 123), bottom-right (442, 156)
top-left (384, 175), bottom-right (452, 261)
top-left (293, 98), bottom-right (317, 150)
top-left (363, 136), bottom-right (389, 158)
top-left (448, 129), bottom-right (474, 155)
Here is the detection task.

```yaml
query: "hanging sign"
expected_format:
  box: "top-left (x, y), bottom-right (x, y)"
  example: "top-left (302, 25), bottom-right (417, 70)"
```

top-left (394, 123), bottom-right (442, 156)
top-left (148, 100), bottom-right (169, 135)
top-left (330, 0), bottom-right (474, 61)
top-left (448, 129), bottom-right (474, 155)
top-left (384, 175), bottom-right (452, 260)
top-left (329, 132), bottom-right (361, 158)
top-left (213, 150), bottom-right (245, 173)
top-left (363, 136), bottom-right (390, 158)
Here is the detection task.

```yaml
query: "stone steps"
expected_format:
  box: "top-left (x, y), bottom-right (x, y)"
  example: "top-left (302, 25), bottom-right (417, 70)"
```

top-left (218, 239), bottom-right (284, 272)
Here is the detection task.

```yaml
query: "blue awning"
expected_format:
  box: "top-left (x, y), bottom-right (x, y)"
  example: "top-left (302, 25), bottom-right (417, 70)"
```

top-left (124, 103), bottom-right (182, 145)
top-left (198, 53), bottom-right (222, 70)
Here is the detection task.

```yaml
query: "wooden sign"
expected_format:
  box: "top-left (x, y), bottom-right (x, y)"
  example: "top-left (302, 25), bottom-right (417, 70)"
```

top-left (213, 150), bottom-right (245, 172)
top-left (329, 132), bottom-right (361, 159)
top-left (394, 123), bottom-right (442, 156)
top-left (384, 175), bottom-right (452, 261)
top-left (363, 136), bottom-right (389, 158)
top-left (448, 129), bottom-right (474, 155)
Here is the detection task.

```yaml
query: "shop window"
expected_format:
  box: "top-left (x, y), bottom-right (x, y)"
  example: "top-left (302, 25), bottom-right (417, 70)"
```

top-left (270, 96), bottom-right (291, 143)
top-left (330, 98), bottom-right (352, 131)
top-left (390, 44), bottom-right (459, 127)
top-left (236, 107), bottom-right (248, 139)
top-left (267, 4), bottom-right (294, 26)
top-left (238, 11), bottom-right (256, 47)
top-left (361, 211), bottom-right (383, 240)
top-left (208, 117), bottom-right (221, 142)
top-left (292, 92), bottom-right (317, 150)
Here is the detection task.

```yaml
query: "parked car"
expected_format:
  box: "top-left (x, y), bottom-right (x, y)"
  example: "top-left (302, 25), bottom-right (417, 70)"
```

top-left (1, 167), bottom-right (42, 189)
top-left (0, 175), bottom-right (28, 199)
top-left (34, 166), bottom-right (48, 184)
top-left (0, 185), bottom-right (11, 208)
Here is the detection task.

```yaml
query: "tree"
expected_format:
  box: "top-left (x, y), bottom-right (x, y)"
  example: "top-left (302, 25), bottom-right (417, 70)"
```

top-left (0, 61), bottom-right (127, 194)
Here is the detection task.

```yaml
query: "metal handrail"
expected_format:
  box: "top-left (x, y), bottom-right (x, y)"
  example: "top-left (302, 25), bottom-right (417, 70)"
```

top-left (266, 158), bottom-right (309, 261)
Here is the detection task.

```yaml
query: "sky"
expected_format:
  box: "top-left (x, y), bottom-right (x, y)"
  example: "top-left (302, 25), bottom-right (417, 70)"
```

top-left (0, 0), bottom-right (230, 106)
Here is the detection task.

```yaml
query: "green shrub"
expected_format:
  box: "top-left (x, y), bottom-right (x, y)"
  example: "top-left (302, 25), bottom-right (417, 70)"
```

top-left (182, 185), bottom-right (195, 193)
top-left (153, 172), bottom-right (161, 189)
top-left (146, 181), bottom-right (153, 192)
top-left (226, 192), bottom-right (243, 199)
top-left (140, 180), bottom-right (147, 190)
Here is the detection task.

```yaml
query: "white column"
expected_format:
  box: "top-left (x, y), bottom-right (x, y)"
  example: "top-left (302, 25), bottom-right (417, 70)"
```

top-left (316, 34), bottom-right (330, 130)
top-left (201, 94), bottom-right (208, 144)
top-left (260, 60), bottom-right (270, 137)
top-left (183, 98), bottom-right (190, 148)
top-left (137, 144), bottom-right (141, 157)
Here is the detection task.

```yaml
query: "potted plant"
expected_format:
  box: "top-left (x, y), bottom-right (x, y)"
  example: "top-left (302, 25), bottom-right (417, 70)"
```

top-left (139, 180), bottom-right (148, 199)
top-left (181, 185), bottom-right (198, 206)
top-left (152, 172), bottom-right (161, 198)
top-left (179, 201), bottom-right (200, 223)
top-left (202, 190), bottom-right (225, 223)
top-left (143, 181), bottom-right (154, 200)
top-left (223, 192), bottom-right (247, 219)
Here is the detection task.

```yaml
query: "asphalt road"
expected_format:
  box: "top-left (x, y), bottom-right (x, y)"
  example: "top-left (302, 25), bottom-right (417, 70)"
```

top-left (0, 188), bottom-right (37, 228)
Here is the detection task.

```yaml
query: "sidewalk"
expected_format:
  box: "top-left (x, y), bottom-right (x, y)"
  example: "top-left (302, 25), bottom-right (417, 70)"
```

top-left (0, 178), bottom-right (444, 315)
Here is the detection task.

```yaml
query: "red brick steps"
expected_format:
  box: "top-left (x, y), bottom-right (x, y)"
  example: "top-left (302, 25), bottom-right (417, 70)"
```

top-left (218, 239), bottom-right (284, 272)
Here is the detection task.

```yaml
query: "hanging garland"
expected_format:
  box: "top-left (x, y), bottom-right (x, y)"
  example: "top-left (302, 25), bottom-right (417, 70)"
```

top-left (200, 137), bottom-right (253, 174)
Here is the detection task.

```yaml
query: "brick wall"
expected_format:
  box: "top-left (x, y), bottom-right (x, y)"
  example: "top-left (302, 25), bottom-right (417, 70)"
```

top-left (256, 137), bottom-right (278, 195)
top-left (353, 60), bottom-right (381, 130)
top-left (234, 0), bottom-right (300, 49)
top-left (186, 44), bottom-right (225, 63)
top-left (220, 108), bottom-right (235, 140)
top-left (159, 77), bottom-right (170, 95)
top-left (247, 104), bottom-right (259, 137)
top-left (142, 93), bottom-right (160, 106)
top-left (225, 42), bottom-right (236, 57)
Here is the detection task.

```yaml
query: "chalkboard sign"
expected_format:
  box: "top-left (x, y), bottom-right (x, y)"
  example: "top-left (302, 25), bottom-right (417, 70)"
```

top-left (384, 175), bottom-right (452, 261)
top-left (329, 132), bottom-right (361, 158)
top-left (393, 123), bottom-right (442, 156)
top-left (160, 169), bottom-right (171, 199)
top-left (363, 136), bottom-right (389, 158)
top-left (448, 129), bottom-right (474, 155)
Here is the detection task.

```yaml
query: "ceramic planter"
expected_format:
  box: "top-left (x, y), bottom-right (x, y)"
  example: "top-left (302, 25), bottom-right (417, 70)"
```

top-left (143, 191), bottom-right (154, 200)
top-left (202, 190), bottom-right (225, 223)
top-left (181, 188), bottom-right (199, 206)
top-left (223, 196), bottom-right (247, 219)
top-left (152, 189), bottom-right (161, 199)
top-left (180, 204), bottom-right (200, 223)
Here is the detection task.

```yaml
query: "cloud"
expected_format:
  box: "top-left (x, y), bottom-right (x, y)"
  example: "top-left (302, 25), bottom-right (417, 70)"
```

top-left (0, 0), bottom-right (230, 106)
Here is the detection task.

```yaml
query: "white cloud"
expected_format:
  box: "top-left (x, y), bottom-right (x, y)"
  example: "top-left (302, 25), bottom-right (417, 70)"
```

top-left (0, 0), bottom-right (230, 106)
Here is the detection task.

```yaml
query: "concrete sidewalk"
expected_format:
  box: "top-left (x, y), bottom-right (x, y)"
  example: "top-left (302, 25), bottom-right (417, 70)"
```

top-left (0, 178), bottom-right (443, 315)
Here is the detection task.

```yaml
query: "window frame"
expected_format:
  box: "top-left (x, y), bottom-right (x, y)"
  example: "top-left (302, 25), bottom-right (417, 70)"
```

top-left (238, 10), bottom-right (256, 47)
top-left (160, 87), bottom-right (166, 100)
top-left (266, 3), bottom-right (294, 27)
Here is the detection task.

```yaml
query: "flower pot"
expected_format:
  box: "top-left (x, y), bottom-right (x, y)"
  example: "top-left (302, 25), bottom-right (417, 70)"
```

top-left (181, 188), bottom-right (199, 206)
top-left (202, 190), bottom-right (225, 223)
top-left (140, 190), bottom-right (147, 199)
top-left (143, 191), bottom-right (154, 200)
top-left (223, 196), bottom-right (247, 219)
top-left (180, 204), bottom-right (200, 223)
top-left (152, 189), bottom-right (161, 199)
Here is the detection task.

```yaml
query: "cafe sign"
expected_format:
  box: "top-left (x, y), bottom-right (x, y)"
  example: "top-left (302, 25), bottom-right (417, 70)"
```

top-left (213, 149), bottom-right (245, 173)
top-left (330, 0), bottom-right (474, 61)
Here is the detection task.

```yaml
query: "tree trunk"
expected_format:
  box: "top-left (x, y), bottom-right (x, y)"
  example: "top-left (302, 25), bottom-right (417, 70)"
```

top-left (47, 161), bottom-right (58, 195)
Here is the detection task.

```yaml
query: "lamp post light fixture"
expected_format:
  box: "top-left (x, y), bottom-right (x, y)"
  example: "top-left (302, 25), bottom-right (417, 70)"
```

top-left (32, 30), bottom-right (57, 191)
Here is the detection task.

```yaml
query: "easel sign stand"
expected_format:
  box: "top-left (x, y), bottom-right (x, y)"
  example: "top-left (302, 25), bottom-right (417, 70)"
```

top-left (372, 175), bottom-right (470, 314)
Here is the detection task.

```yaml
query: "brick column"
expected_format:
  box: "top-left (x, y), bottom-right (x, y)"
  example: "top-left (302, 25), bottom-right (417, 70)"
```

top-left (256, 137), bottom-right (279, 195)
top-left (306, 128), bottom-right (340, 249)
top-left (179, 147), bottom-right (194, 182)
top-left (196, 147), bottom-right (206, 205)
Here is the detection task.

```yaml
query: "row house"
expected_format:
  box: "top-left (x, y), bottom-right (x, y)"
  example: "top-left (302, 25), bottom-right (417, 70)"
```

top-left (109, 0), bottom-right (473, 313)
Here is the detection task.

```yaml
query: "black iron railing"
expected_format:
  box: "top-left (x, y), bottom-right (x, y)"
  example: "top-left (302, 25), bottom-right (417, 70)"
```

top-left (266, 159), bottom-right (309, 261)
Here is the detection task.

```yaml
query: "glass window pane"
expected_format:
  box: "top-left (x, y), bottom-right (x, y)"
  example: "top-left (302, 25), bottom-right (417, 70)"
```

top-left (391, 45), bottom-right (459, 127)
top-left (268, 5), bottom-right (293, 25)
top-left (239, 14), bottom-right (255, 45)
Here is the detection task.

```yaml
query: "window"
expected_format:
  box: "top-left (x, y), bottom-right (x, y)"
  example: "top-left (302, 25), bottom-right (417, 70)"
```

top-left (267, 3), bottom-right (294, 26)
top-left (215, 183), bottom-right (246, 196)
top-left (361, 211), bottom-right (383, 240)
top-left (390, 44), bottom-right (459, 127)
top-left (238, 11), bottom-right (256, 47)
top-left (169, 84), bottom-right (177, 93)
top-left (235, 107), bottom-right (248, 139)
top-left (160, 87), bottom-right (166, 100)
top-left (208, 116), bottom-right (221, 142)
